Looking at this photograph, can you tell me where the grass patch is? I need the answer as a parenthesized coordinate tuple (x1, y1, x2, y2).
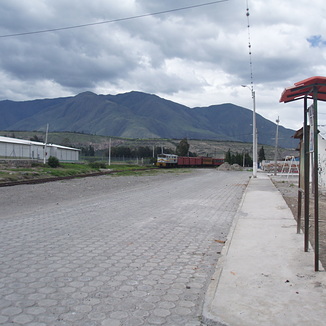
(108, 164, 155, 171)
(39, 163, 97, 178)
(0, 162, 157, 182)
(0, 162, 198, 183)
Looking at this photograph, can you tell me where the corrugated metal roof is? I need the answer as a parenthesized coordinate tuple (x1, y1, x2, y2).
(0, 136, 80, 151)
(280, 76, 326, 103)
(0, 136, 43, 146)
(49, 143, 80, 151)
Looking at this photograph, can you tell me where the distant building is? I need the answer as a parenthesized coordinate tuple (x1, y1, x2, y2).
(293, 127, 326, 193)
(0, 136, 80, 162)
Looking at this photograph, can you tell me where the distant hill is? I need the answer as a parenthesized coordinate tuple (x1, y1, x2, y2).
(0, 91, 298, 148)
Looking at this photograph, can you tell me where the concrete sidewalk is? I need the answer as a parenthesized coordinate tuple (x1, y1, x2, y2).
(203, 173, 326, 326)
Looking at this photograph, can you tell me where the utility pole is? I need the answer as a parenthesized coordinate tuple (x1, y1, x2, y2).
(108, 138, 111, 166)
(252, 90, 257, 177)
(242, 85, 257, 177)
(43, 123, 49, 164)
(243, 2, 257, 177)
(274, 117, 280, 175)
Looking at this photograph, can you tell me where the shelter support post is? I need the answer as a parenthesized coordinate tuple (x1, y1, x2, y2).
(297, 188, 302, 234)
(313, 88, 319, 271)
(304, 96, 310, 252)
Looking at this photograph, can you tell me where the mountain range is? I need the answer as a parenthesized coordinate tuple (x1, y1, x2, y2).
(0, 91, 298, 148)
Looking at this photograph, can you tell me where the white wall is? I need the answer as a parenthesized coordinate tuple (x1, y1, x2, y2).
(0, 137, 79, 162)
(0, 141, 43, 159)
(318, 134, 326, 191)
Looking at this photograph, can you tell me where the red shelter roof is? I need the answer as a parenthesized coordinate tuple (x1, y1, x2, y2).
(280, 76, 326, 103)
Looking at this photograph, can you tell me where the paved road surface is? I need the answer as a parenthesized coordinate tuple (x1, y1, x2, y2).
(0, 169, 249, 325)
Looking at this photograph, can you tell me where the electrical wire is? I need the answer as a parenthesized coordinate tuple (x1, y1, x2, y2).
(0, 0, 228, 38)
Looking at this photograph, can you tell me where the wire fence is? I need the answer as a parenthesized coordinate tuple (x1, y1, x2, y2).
(81, 156, 154, 165)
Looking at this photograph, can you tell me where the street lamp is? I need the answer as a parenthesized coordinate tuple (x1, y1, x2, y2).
(241, 84, 257, 178)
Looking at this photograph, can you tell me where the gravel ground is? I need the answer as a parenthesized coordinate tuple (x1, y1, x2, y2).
(271, 174, 326, 269)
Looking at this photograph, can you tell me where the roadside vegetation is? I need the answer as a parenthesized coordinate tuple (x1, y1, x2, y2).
(0, 161, 160, 184)
(0, 131, 298, 161)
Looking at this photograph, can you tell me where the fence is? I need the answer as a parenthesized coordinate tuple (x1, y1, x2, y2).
(261, 159, 299, 174)
(81, 156, 154, 165)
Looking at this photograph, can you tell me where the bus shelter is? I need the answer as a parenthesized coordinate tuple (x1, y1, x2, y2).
(280, 76, 326, 271)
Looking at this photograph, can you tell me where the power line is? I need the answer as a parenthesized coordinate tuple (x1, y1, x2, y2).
(0, 0, 228, 38)
(245, 0, 254, 90)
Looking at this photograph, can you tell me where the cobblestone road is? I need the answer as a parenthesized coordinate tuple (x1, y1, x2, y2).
(0, 169, 249, 326)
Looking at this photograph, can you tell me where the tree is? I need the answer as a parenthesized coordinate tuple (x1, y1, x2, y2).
(258, 146, 266, 163)
(234, 152, 242, 165)
(48, 156, 60, 168)
(225, 149, 252, 167)
(244, 152, 253, 167)
(224, 149, 232, 164)
(61, 137, 71, 147)
(176, 138, 190, 156)
(30, 135, 43, 142)
(81, 145, 95, 156)
(135, 146, 152, 158)
(110, 146, 131, 158)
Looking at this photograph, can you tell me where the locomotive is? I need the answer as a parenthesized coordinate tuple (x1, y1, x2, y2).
(156, 154, 224, 168)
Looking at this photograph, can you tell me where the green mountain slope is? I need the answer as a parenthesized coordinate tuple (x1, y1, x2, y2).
(0, 91, 298, 148)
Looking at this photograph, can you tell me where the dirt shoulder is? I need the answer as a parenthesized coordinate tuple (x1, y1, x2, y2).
(271, 174, 326, 269)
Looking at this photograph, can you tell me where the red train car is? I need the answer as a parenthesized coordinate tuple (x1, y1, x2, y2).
(177, 156, 203, 166)
(212, 158, 224, 166)
(157, 154, 224, 168)
(202, 157, 213, 165)
(177, 156, 189, 166)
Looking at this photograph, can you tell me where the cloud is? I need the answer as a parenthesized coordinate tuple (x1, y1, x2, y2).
(0, 0, 326, 130)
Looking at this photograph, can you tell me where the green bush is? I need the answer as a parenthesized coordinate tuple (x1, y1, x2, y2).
(88, 161, 107, 169)
(31, 162, 44, 167)
(48, 156, 60, 168)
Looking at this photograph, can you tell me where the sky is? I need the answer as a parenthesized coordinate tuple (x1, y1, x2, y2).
(0, 0, 326, 131)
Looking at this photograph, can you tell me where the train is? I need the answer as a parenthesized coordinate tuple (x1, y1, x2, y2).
(156, 154, 224, 168)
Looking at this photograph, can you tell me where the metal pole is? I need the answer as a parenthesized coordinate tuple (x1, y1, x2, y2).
(108, 138, 111, 166)
(304, 97, 310, 252)
(252, 90, 257, 177)
(242, 85, 257, 178)
(297, 189, 302, 234)
(274, 117, 280, 175)
(43, 123, 49, 164)
(313, 88, 319, 271)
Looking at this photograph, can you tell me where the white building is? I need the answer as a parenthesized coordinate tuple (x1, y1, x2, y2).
(318, 131, 326, 191)
(0, 136, 80, 162)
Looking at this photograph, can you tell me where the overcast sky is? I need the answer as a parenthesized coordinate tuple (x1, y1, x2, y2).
(1, 0, 326, 131)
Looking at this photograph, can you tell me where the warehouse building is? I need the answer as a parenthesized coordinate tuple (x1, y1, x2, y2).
(0, 136, 80, 162)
